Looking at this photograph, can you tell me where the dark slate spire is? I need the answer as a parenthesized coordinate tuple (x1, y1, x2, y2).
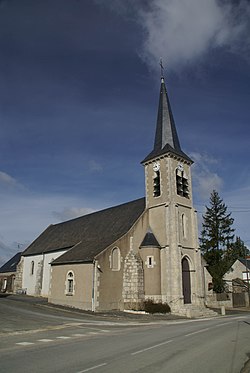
(154, 77, 181, 151)
(142, 77, 192, 164)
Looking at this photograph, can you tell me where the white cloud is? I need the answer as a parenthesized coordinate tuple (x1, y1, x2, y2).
(193, 162, 250, 245)
(100, 0, 250, 71)
(52, 207, 95, 221)
(223, 186, 250, 244)
(0, 189, 100, 263)
(0, 170, 27, 193)
(0, 240, 19, 267)
(88, 160, 103, 172)
(190, 152, 223, 199)
(139, 0, 250, 71)
(0, 171, 18, 188)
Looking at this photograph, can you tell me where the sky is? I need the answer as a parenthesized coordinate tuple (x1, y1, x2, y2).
(0, 0, 250, 265)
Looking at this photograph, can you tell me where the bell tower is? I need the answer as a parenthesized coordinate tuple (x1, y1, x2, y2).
(141, 76, 204, 312)
(141, 76, 193, 209)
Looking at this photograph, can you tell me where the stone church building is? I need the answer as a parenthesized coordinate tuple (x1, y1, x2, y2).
(15, 77, 210, 317)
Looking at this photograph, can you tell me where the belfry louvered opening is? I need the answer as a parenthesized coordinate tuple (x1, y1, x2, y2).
(176, 169, 189, 198)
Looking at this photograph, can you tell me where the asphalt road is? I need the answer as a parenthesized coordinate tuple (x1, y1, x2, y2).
(1, 295, 250, 373)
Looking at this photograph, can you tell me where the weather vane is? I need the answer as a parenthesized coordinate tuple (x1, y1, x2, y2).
(159, 57, 165, 78)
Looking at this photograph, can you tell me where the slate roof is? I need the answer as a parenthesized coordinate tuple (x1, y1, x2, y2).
(0, 252, 22, 273)
(140, 231, 161, 248)
(142, 77, 192, 164)
(22, 198, 146, 265)
(239, 258, 250, 270)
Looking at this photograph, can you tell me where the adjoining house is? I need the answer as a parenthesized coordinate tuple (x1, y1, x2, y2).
(14, 76, 214, 317)
(0, 252, 22, 293)
(224, 258, 250, 290)
(205, 258, 250, 309)
(223, 258, 250, 307)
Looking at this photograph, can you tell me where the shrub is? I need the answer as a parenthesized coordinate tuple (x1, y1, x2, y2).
(143, 299, 171, 314)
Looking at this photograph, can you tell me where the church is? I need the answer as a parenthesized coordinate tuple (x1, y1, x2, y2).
(15, 76, 211, 317)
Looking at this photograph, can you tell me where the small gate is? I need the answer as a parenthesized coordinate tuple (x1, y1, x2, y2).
(232, 293, 246, 307)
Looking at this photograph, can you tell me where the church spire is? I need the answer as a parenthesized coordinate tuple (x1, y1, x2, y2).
(142, 74, 192, 164)
(154, 76, 181, 152)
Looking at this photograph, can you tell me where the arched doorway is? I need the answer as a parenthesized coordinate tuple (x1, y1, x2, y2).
(182, 257, 191, 304)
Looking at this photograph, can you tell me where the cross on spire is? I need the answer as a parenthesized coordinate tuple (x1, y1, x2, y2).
(160, 58, 165, 79)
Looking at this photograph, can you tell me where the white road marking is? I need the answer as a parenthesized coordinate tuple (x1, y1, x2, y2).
(13, 329, 111, 348)
(216, 322, 233, 327)
(16, 342, 34, 346)
(185, 327, 210, 337)
(76, 362, 107, 372)
(38, 339, 54, 342)
(185, 321, 234, 337)
(131, 339, 173, 355)
(72, 333, 86, 337)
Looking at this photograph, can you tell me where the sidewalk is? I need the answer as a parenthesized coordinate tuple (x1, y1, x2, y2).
(2, 293, 250, 322)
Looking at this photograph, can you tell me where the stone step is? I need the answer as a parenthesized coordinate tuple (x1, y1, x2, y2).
(175, 306, 218, 318)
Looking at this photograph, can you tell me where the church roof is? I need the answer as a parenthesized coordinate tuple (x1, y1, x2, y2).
(22, 198, 146, 264)
(0, 252, 22, 273)
(142, 77, 192, 164)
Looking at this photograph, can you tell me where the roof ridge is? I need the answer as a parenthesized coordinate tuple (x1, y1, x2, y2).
(53, 197, 145, 226)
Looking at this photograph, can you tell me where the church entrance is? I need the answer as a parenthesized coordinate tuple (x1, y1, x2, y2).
(182, 257, 191, 304)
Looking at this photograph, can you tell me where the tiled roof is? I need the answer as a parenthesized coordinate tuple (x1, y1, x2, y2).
(23, 198, 146, 264)
(0, 252, 22, 273)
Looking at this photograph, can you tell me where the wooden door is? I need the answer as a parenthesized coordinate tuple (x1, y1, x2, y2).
(182, 257, 191, 304)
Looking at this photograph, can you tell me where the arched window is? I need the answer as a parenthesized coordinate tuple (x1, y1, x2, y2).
(66, 271, 74, 295)
(3, 278, 7, 291)
(111, 247, 121, 271)
(30, 261, 35, 275)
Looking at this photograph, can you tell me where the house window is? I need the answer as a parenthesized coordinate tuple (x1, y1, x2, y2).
(30, 261, 35, 275)
(243, 272, 250, 281)
(111, 247, 120, 271)
(176, 168, 189, 198)
(66, 271, 75, 295)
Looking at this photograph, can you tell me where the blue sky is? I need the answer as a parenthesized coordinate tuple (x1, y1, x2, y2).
(0, 0, 250, 264)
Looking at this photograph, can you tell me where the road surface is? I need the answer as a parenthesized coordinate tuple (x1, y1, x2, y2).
(0, 295, 250, 373)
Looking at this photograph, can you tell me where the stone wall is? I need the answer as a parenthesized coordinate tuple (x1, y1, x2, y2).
(205, 292, 232, 308)
(14, 257, 24, 293)
(122, 249, 144, 309)
(35, 259, 44, 296)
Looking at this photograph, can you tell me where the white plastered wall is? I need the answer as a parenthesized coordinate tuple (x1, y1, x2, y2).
(22, 250, 67, 297)
(41, 251, 67, 296)
(22, 254, 43, 295)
